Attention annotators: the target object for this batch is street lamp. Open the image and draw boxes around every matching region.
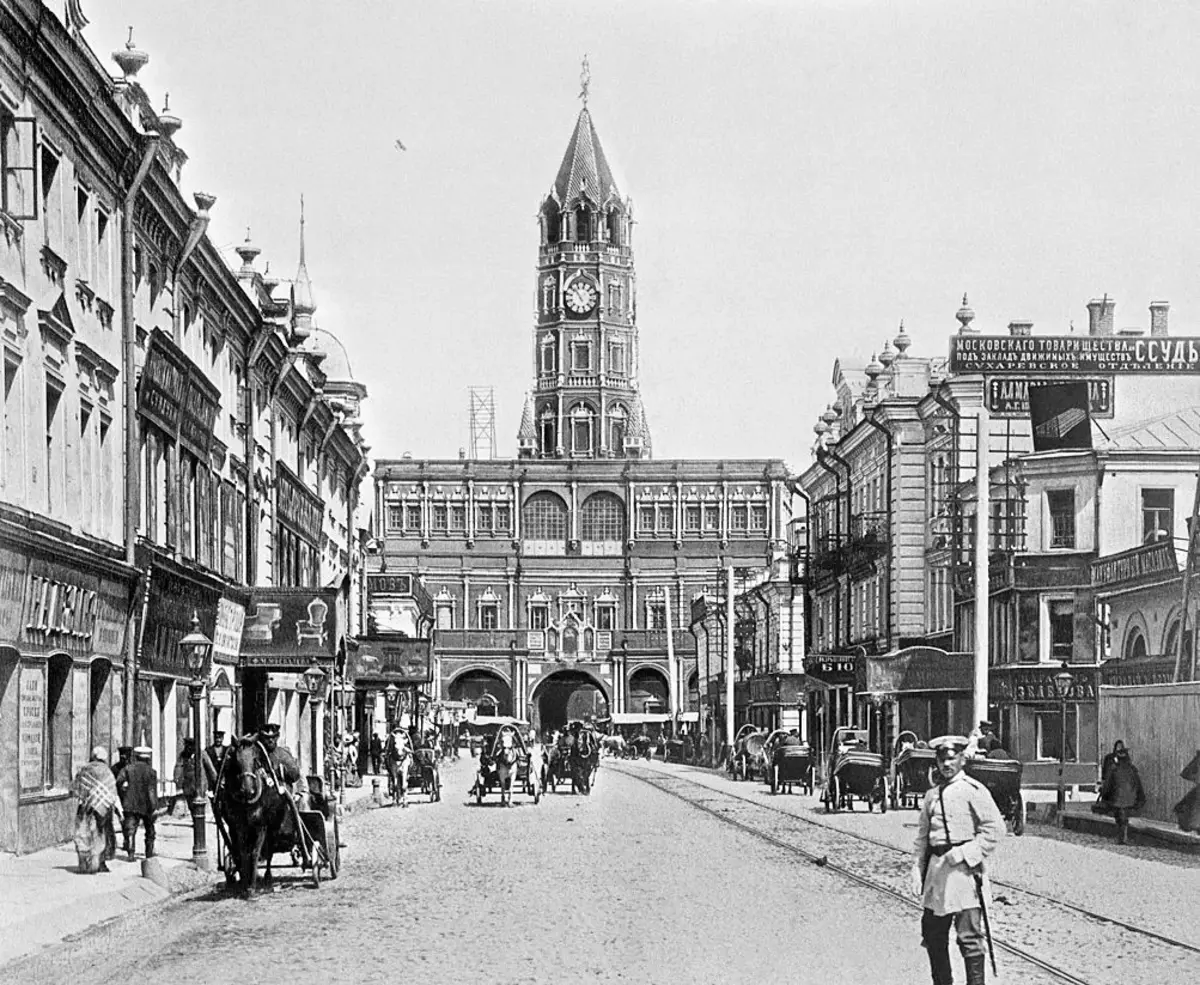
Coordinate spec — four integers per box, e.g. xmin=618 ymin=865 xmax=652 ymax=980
xmin=179 ymin=612 xmax=213 ymax=869
xmin=1051 ymin=661 xmax=1075 ymax=817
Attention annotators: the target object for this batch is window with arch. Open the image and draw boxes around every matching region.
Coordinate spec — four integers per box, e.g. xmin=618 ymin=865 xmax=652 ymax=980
xmin=538 ymin=408 xmax=556 ymax=457
xmin=544 ymin=207 xmax=561 ymax=244
xmin=580 ymin=492 xmax=625 ymax=542
xmin=607 ymin=209 xmax=622 ymax=245
xmin=522 ymin=491 xmax=568 ymax=543
xmin=575 ymin=206 xmax=591 ymax=242
xmin=539 ymin=336 xmax=557 ymax=375
xmin=607 ymin=339 xmax=626 ymax=375
xmin=1164 ymin=619 xmax=1181 ymax=660
xmin=1124 ymin=626 xmax=1147 ymax=661
xmin=569 ymin=403 xmax=594 ymax=455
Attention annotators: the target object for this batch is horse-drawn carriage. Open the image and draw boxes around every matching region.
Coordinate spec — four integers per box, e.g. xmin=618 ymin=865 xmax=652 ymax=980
xmin=762 ymin=729 xmax=814 ymax=795
xmin=821 ymin=727 xmax=887 ymax=813
xmin=728 ymin=724 xmax=769 ymax=782
xmin=965 ymin=753 xmax=1025 ymax=835
xmin=383 ymin=728 xmax=441 ymax=807
xmin=889 ymin=731 xmax=937 ymax=810
xmin=210 ymin=739 xmax=341 ymax=894
xmin=470 ymin=719 xmax=543 ymax=807
xmin=547 ymin=724 xmax=599 ymax=794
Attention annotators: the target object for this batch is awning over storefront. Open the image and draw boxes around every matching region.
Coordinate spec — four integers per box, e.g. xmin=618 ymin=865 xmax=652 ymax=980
xmin=862 ymin=646 xmax=973 ymax=698
xmin=349 ymin=635 xmax=433 ymax=685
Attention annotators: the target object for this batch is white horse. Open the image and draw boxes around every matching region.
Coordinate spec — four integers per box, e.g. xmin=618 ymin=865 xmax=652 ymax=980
xmin=384 ymin=729 xmax=414 ymax=808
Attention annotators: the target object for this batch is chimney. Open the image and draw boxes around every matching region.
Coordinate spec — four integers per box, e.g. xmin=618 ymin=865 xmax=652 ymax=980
xmin=1087 ymin=296 xmax=1115 ymax=336
xmin=1007 ymin=320 xmax=1033 ymax=337
xmin=1150 ymin=301 xmax=1169 ymax=337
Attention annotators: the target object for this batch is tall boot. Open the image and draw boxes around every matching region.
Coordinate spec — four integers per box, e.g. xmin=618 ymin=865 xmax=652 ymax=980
xmin=964 ymin=955 xmax=986 ymax=985
xmin=927 ymin=947 xmax=954 ymax=985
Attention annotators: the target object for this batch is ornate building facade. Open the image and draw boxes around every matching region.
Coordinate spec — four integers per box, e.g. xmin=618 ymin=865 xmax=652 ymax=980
xmin=371 ymin=99 xmax=796 ymax=734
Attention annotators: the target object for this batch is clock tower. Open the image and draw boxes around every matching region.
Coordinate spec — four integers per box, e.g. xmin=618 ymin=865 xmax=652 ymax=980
xmin=518 ymin=86 xmax=650 ymax=460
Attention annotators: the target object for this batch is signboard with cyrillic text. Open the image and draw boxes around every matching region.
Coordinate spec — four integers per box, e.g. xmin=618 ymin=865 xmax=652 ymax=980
xmin=950 ymin=335 xmax=1200 ymax=375
xmin=986 ymin=376 xmax=1114 ymax=418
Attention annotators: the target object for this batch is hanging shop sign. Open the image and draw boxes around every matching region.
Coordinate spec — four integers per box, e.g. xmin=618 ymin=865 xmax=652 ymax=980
xmin=864 ymin=647 xmax=973 ymax=696
xmin=950 ymin=335 xmax=1200 ymax=375
xmin=985 ymin=376 xmax=1114 ymax=418
xmin=241 ymin=588 xmax=339 ymax=666
xmin=138 ymin=555 xmax=225 ymax=675
xmin=276 ymin=462 xmax=324 ymax=545
xmin=137 ymin=329 xmax=220 ymax=458
xmin=212 ymin=597 xmax=246 ymax=663
xmin=350 ymin=636 xmax=434 ymax=684
xmin=367 ymin=573 xmax=414 ymax=597
xmin=19 ymin=558 xmax=130 ymax=659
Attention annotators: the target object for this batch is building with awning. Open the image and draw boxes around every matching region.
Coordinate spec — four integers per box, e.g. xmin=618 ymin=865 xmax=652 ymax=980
xmin=857 ymin=646 xmax=974 ymax=757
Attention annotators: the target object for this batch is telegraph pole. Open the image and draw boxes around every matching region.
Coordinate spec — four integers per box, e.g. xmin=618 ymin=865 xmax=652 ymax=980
xmin=974 ymin=404 xmax=990 ymax=727
xmin=1173 ymin=461 xmax=1200 ymax=682
xmin=726 ymin=562 xmax=736 ymax=752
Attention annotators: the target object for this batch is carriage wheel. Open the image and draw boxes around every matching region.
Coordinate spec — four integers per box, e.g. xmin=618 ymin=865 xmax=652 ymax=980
xmin=1013 ymin=793 xmax=1026 ymax=836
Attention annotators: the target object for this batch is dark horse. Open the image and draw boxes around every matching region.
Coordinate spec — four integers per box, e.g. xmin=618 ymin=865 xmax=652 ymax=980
xmin=570 ymin=728 xmax=597 ymax=795
xmin=213 ymin=736 xmax=290 ymax=895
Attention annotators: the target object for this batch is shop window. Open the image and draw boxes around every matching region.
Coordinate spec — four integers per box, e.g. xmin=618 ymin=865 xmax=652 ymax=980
xmin=1047 ymin=599 xmax=1074 ymax=661
xmin=1035 ymin=708 xmax=1078 ymax=761
xmin=1142 ymin=488 xmax=1174 ymax=544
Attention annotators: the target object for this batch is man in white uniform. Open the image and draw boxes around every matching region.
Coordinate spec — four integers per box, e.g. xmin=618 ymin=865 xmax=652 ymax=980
xmin=910 ymin=734 xmax=1004 ymax=985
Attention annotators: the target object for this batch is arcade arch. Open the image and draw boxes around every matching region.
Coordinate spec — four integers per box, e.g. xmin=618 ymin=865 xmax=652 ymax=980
xmin=530 ymin=670 xmax=609 ymax=734
xmin=448 ymin=668 xmax=513 ymax=718
xmin=628 ymin=666 xmax=669 ymax=714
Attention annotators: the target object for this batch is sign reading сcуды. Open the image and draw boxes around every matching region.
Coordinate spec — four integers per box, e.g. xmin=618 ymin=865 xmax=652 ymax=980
xmin=950 ymin=335 xmax=1200 ymax=375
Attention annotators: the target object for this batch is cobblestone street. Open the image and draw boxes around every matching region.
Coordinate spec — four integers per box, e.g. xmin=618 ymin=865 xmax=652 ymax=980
xmin=4 ymin=759 xmax=1129 ymax=985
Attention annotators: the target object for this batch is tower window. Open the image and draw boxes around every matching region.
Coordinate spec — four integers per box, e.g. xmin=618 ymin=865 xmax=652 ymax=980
xmin=539 ymin=410 xmax=556 ymax=456
xmin=607 ymin=341 xmax=626 ymax=375
xmin=569 ymin=403 xmax=594 ymax=454
xmin=608 ymin=405 xmax=627 ymax=454
xmin=575 ymin=207 xmax=591 ymax=242
xmin=570 ymin=341 xmax=591 ymax=373
xmin=540 ymin=340 xmax=557 ymax=376
xmin=607 ymin=209 xmax=622 ymax=246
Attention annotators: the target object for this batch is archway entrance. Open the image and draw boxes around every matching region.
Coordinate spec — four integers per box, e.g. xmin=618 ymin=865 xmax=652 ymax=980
xmin=532 ymin=671 xmax=608 ymax=734
xmin=628 ymin=667 xmax=669 ymax=714
xmin=448 ymin=670 xmax=513 ymax=718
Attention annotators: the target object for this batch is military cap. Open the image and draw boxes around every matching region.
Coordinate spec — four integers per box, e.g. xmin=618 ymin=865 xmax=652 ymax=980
xmin=978 ymin=720 xmax=995 ymax=730
xmin=133 ymin=745 xmax=153 ymax=758
xmin=929 ymin=735 xmax=969 ymax=754
xmin=258 ymin=722 xmax=281 ymax=737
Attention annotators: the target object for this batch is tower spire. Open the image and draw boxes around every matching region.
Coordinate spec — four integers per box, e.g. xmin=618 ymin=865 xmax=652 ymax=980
xmin=579 ymin=54 xmax=591 ymax=108
xmin=299 ymin=193 xmax=306 ymax=265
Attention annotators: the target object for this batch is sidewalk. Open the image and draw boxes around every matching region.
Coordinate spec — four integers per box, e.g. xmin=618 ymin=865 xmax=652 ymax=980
xmin=0 ymin=776 xmax=380 ymax=970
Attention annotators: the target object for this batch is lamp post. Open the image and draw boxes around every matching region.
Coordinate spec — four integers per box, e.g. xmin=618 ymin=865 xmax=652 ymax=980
xmin=1051 ymin=661 xmax=1075 ymax=818
xmin=179 ymin=612 xmax=213 ymax=869
xmin=303 ymin=662 xmax=328 ymax=776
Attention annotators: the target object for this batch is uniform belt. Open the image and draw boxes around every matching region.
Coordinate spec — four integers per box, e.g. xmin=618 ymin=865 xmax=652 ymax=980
xmin=929 ymin=840 xmax=969 ymax=857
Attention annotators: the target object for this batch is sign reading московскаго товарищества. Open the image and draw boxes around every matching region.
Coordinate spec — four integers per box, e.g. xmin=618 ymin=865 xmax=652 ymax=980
xmin=949 ymin=335 xmax=1200 ymax=374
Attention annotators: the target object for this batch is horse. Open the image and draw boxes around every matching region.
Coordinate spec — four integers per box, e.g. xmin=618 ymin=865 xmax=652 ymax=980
xmin=491 ymin=729 xmax=522 ymax=807
xmin=384 ymin=729 xmax=414 ymax=808
xmin=600 ymin=734 xmax=626 ymax=758
xmin=570 ymin=728 xmax=597 ymax=795
xmin=213 ymin=736 xmax=290 ymax=896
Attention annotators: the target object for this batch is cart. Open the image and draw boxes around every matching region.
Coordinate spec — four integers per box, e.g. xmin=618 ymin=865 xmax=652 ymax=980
xmin=890 ymin=731 xmax=937 ymax=810
xmin=964 ymin=755 xmax=1025 ymax=835
xmin=211 ymin=770 xmax=340 ymax=890
xmin=822 ymin=727 xmax=887 ymax=813
xmin=729 ymin=724 xmax=767 ymax=781
xmin=470 ymin=719 xmax=542 ymax=806
xmin=765 ymin=731 xmax=814 ymax=796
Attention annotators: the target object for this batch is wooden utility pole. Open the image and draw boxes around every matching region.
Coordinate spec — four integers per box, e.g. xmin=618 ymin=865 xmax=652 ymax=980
xmin=1173 ymin=462 xmax=1200 ymax=682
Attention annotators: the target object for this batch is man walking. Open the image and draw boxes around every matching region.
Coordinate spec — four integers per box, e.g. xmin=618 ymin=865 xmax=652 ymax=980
xmin=117 ymin=746 xmax=159 ymax=861
xmin=1097 ymin=742 xmax=1145 ymax=844
xmin=370 ymin=732 xmax=383 ymax=775
xmin=911 ymin=735 xmax=1004 ymax=985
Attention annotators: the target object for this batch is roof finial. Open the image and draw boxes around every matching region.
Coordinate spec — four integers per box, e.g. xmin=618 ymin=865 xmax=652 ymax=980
xmin=579 ymin=54 xmax=591 ymax=108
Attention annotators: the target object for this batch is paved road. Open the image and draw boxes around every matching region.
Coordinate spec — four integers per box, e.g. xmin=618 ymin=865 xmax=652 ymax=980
xmin=0 ymin=760 xmax=1084 ymax=984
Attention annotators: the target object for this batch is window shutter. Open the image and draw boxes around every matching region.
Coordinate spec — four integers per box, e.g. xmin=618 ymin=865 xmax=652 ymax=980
xmin=2 ymin=117 xmax=38 ymax=221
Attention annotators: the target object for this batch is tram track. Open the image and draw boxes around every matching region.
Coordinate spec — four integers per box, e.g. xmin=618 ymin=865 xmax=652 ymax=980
xmin=616 ymin=764 xmax=1196 ymax=985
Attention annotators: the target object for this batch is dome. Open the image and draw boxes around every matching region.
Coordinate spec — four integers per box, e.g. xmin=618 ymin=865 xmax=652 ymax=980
xmin=303 ymin=327 xmax=355 ymax=382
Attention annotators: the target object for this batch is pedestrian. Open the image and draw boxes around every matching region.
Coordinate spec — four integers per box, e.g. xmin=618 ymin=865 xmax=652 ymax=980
xmin=370 ymin=732 xmax=383 ymax=775
xmin=1100 ymin=739 xmax=1126 ymax=785
xmin=204 ymin=730 xmax=226 ymax=787
xmin=1097 ymin=742 xmax=1145 ymax=845
xmin=910 ymin=734 xmax=1004 ymax=985
xmin=71 ymin=746 xmax=123 ymax=873
xmin=171 ymin=738 xmax=199 ymax=817
xmin=116 ymin=746 xmax=159 ymax=861
xmin=111 ymin=745 xmax=133 ymax=779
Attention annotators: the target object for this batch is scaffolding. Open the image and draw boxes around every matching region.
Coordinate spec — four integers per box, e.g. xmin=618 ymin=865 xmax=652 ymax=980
xmin=468 ymin=387 xmax=496 ymax=460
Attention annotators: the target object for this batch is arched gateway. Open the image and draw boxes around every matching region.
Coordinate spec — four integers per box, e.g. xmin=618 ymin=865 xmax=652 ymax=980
xmin=530 ymin=670 xmax=609 ymax=734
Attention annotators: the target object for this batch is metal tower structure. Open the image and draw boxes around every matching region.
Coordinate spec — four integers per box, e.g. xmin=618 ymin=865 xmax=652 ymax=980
xmin=468 ymin=387 xmax=497 ymax=459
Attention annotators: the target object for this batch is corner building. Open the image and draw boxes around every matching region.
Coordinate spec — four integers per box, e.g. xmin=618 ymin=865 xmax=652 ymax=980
xmin=372 ymin=104 xmax=794 ymax=732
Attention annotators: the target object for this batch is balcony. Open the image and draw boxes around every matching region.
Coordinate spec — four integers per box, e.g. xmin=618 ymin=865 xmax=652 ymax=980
xmin=811 ymin=534 xmax=846 ymax=579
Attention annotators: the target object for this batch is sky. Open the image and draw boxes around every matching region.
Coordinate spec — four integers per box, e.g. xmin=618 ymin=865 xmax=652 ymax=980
xmin=84 ymin=0 xmax=1200 ymax=474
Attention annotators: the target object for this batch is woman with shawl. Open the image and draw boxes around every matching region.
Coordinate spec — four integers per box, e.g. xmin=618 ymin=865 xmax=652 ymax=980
xmin=72 ymin=746 xmax=124 ymax=874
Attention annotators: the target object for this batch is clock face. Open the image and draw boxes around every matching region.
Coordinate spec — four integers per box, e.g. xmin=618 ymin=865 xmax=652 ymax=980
xmin=564 ymin=281 xmax=597 ymax=314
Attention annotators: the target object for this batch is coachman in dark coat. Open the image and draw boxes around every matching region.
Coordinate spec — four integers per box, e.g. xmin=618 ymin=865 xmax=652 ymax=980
xmin=116 ymin=746 xmax=159 ymax=860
